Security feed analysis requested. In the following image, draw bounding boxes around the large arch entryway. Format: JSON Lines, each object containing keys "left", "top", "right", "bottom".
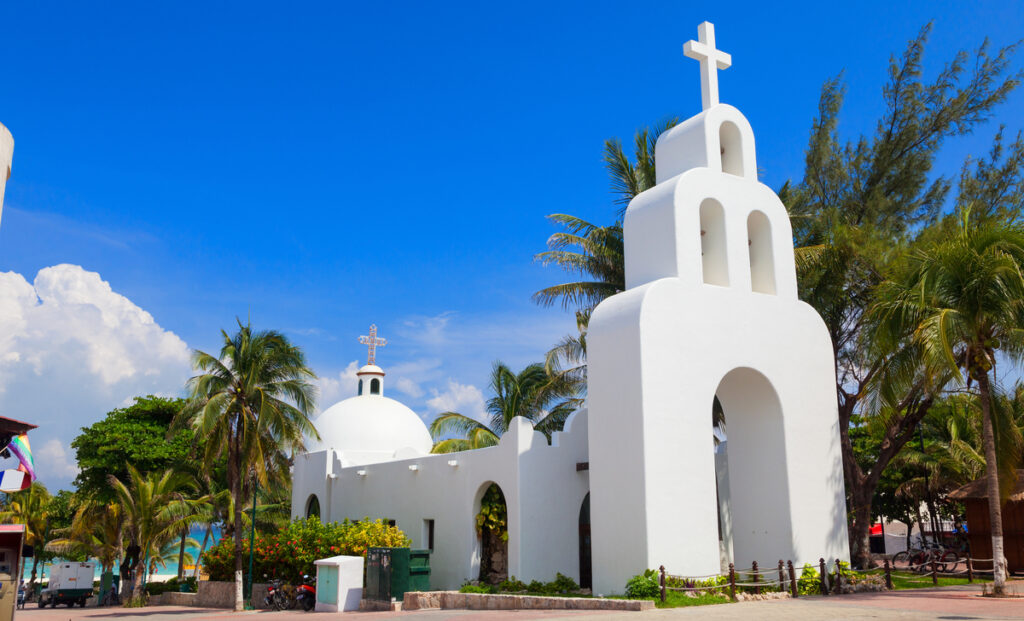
{"left": 474, "top": 482, "right": 509, "bottom": 584}
{"left": 712, "top": 368, "right": 793, "bottom": 566}
{"left": 578, "top": 493, "right": 592, "bottom": 589}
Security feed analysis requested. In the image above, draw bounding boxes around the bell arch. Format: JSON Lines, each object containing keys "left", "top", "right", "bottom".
{"left": 699, "top": 199, "right": 729, "bottom": 286}
{"left": 719, "top": 121, "right": 744, "bottom": 177}
{"left": 747, "top": 210, "right": 776, "bottom": 294}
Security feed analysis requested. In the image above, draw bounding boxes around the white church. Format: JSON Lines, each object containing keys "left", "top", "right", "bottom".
{"left": 292, "top": 22, "right": 850, "bottom": 596}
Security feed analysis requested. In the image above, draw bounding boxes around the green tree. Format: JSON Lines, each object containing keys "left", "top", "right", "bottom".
{"left": 430, "top": 361, "right": 577, "bottom": 453}
{"left": 782, "top": 24, "right": 1021, "bottom": 567}
{"left": 871, "top": 213, "right": 1024, "bottom": 594}
{"left": 109, "top": 465, "right": 195, "bottom": 603}
{"left": 0, "top": 482, "right": 51, "bottom": 591}
{"left": 46, "top": 501, "right": 124, "bottom": 574}
{"left": 72, "top": 396, "right": 195, "bottom": 503}
{"left": 533, "top": 121, "right": 678, "bottom": 388}
{"left": 176, "top": 321, "right": 318, "bottom": 611}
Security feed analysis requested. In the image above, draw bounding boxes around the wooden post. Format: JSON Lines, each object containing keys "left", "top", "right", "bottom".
{"left": 967, "top": 555, "right": 974, "bottom": 583}
{"left": 777, "top": 560, "right": 785, "bottom": 595}
{"left": 884, "top": 559, "right": 893, "bottom": 590}
{"left": 787, "top": 561, "right": 798, "bottom": 598}
{"left": 930, "top": 557, "right": 938, "bottom": 585}
{"left": 819, "top": 558, "right": 829, "bottom": 595}
{"left": 835, "top": 558, "right": 843, "bottom": 594}
{"left": 752, "top": 561, "right": 759, "bottom": 595}
{"left": 659, "top": 565, "right": 666, "bottom": 603}
{"left": 728, "top": 563, "right": 736, "bottom": 601}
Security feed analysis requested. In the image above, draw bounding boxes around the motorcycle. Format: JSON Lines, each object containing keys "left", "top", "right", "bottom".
{"left": 295, "top": 574, "right": 316, "bottom": 612}
{"left": 264, "top": 578, "right": 289, "bottom": 611}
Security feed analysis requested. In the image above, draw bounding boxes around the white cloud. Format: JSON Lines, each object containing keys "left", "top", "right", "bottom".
{"left": 400, "top": 312, "right": 456, "bottom": 347}
{"left": 316, "top": 360, "right": 360, "bottom": 408}
{"left": 37, "top": 439, "right": 79, "bottom": 478}
{"left": 426, "top": 380, "right": 487, "bottom": 423}
{"left": 393, "top": 377, "right": 424, "bottom": 398}
{"left": 0, "top": 264, "right": 191, "bottom": 488}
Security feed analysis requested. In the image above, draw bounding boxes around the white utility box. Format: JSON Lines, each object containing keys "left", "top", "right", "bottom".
{"left": 313, "top": 555, "right": 363, "bottom": 612}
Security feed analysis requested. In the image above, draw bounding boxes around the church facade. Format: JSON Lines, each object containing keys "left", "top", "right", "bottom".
{"left": 292, "top": 22, "right": 849, "bottom": 595}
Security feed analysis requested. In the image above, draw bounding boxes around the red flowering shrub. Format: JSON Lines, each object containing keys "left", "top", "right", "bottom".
{"left": 202, "top": 517, "right": 410, "bottom": 583}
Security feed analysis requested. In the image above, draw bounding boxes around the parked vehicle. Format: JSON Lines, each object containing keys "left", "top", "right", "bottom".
{"left": 38, "top": 562, "right": 95, "bottom": 608}
{"left": 264, "top": 578, "right": 290, "bottom": 611}
{"left": 295, "top": 575, "right": 316, "bottom": 612}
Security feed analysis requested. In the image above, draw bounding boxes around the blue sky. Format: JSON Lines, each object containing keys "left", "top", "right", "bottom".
{"left": 0, "top": 1, "right": 1022, "bottom": 488}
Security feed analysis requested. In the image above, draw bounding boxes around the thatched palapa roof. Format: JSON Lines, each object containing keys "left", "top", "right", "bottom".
{"left": 948, "top": 470, "right": 1024, "bottom": 502}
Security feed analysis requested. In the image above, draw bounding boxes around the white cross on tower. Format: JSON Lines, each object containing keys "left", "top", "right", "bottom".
{"left": 683, "top": 21, "right": 732, "bottom": 110}
{"left": 358, "top": 324, "right": 387, "bottom": 366}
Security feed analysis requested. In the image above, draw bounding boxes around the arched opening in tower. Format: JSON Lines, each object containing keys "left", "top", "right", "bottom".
{"left": 712, "top": 368, "right": 794, "bottom": 566}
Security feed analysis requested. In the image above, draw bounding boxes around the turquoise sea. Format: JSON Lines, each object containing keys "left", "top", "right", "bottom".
{"left": 32, "top": 524, "right": 219, "bottom": 582}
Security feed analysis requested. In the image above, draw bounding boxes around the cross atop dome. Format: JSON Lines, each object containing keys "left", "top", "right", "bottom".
{"left": 683, "top": 21, "right": 731, "bottom": 110}
{"left": 358, "top": 324, "right": 387, "bottom": 366}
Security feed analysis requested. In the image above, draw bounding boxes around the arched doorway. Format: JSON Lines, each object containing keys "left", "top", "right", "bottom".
{"left": 712, "top": 368, "right": 793, "bottom": 565}
{"left": 475, "top": 482, "right": 508, "bottom": 584}
{"left": 306, "top": 494, "right": 321, "bottom": 520}
{"left": 578, "top": 493, "right": 592, "bottom": 589}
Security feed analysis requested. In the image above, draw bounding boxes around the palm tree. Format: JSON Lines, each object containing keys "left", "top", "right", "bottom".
{"left": 150, "top": 537, "right": 199, "bottom": 576}
{"left": 176, "top": 321, "right": 317, "bottom": 610}
{"left": 0, "top": 482, "right": 51, "bottom": 590}
{"left": 46, "top": 501, "right": 124, "bottom": 575}
{"left": 534, "top": 121, "right": 677, "bottom": 390}
{"left": 109, "top": 466, "right": 195, "bottom": 602}
{"left": 871, "top": 212, "right": 1024, "bottom": 594}
{"left": 430, "top": 362, "right": 578, "bottom": 453}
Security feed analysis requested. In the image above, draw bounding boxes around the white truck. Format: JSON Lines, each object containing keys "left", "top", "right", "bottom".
{"left": 39, "top": 562, "right": 94, "bottom": 608}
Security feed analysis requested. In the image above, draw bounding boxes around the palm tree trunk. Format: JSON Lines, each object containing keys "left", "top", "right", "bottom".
{"left": 195, "top": 526, "right": 211, "bottom": 579}
{"left": 132, "top": 557, "right": 145, "bottom": 602}
{"left": 28, "top": 556, "right": 39, "bottom": 593}
{"left": 231, "top": 429, "right": 244, "bottom": 611}
{"left": 977, "top": 372, "right": 1007, "bottom": 594}
{"left": 177, "top": 530, "right": 187, "bottom": 581}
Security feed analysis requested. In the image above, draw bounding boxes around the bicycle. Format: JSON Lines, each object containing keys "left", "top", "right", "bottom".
{"left": 892, "top": 540, "right": 959, "bottom": 573}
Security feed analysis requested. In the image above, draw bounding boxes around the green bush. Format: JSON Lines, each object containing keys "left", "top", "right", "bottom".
{"left": 549, "top": 572, "right": 579, "bottom": 593}
{"left": 624, "top": 569, "right": 660, "bottom": 599}
{"left": 459, "top": 583, "right": 495, "bottom": 594}
{"left": 201, "top": 517, "right": 410, "bottom": 583}
{"left": 144, "top": 576, "right": 198, "bottom": 596}
{"left": 497, "top": 576, "right": 527, "bottom": 592}
{"left": 798, "top": 563, "right": 821, "bottom": 595}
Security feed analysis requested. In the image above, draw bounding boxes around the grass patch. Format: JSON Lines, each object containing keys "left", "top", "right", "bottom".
{"left": 655, "top": 591, "right": 731, "bottom": 608}
{"left": 890, "top": 571, "right": 980, "bottom": 590}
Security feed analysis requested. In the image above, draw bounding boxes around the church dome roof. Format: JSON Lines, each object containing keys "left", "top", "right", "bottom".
{"left": 303, "top": 366, "right": 432, "bottom": 465}
{"left": 309, "top": 393, "right": 433, "bottom": 465}
{"left": 308, "top": 331, "right": 432, "bottom": 465}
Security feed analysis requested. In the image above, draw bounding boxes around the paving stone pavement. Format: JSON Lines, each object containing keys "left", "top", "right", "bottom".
{"left": 12, "top": 584, "right": 1024, "bottom": 620}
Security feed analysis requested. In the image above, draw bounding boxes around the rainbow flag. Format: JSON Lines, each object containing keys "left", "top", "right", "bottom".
{"left": 7, "top": 435, "right": 34, "bottom": 489}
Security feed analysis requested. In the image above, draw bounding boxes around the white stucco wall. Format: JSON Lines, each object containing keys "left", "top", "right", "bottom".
{"left": 587, "top": 103, "right": 849, "bottom": 595}
{"left": 292, "top": 412, "right": 591, "bottom": 590}
{"left": 0, "top": 123, "right": 13, "bottom": 229}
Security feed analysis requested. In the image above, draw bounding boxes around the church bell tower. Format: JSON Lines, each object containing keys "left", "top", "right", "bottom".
{"left": 586, "top": 22, "right": 849, "bottom": 595}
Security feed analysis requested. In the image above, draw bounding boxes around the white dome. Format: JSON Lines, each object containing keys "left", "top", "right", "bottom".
{"left": 308, "top": 392, "right": 433, "bottom": 466}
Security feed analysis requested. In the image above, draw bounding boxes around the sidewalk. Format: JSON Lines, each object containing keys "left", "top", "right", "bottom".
{"left": 13, "top": 584, "right": 1024, "bottom": 620}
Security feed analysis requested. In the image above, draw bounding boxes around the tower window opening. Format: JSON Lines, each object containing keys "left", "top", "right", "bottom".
{"left": 719, "top": 121, "right": 744, "bottom": 177}
{"left": 699, "top": 199, "right": 729, "bottom": 286}
{"left": 370, "top": 378, "right": 381, "bottom": 394}
{"left": 747, "top": 210, "right": 776, "bottom": 294}
{"left": 358, "top": 379, "right": 364, "bottom": 396}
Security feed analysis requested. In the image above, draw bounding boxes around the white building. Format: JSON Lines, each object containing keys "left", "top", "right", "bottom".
{"left": 0, "top": 122, "right": 13, "bottom": 229}
{"left": 292, "top": 22, "right": 849, "bottom": 594}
